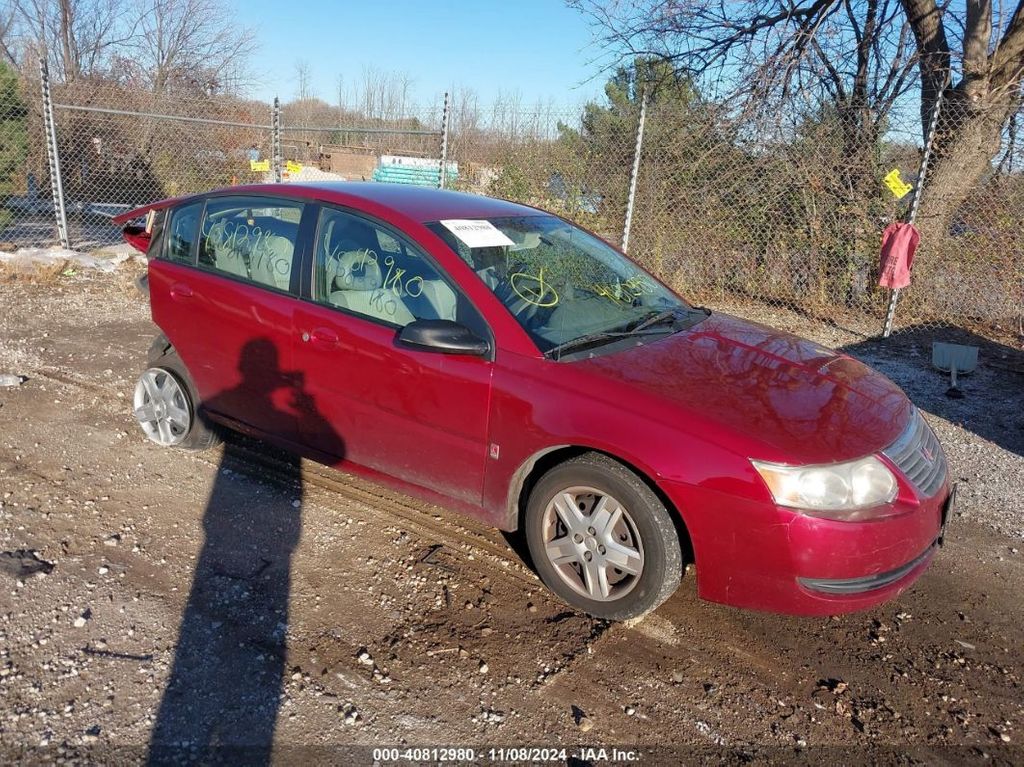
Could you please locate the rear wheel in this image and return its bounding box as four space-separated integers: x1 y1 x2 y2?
524 453 682 620
133 343 221 451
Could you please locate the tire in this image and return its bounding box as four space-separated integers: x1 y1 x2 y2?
524 452 682 621
134 338 221 452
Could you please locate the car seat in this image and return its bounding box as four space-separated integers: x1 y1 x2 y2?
206 220 249 279
250 233 294 291
328 250 415 325
416 279 458 321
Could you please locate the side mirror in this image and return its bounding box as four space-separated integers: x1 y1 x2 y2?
396 319 490 357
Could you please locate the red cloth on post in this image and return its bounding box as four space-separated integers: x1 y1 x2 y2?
878 222 920 289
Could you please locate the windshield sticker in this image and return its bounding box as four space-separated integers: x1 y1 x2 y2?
511 267 559 307
440 219 515 249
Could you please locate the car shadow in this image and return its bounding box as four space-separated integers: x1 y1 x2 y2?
839 323 1024 457
147 338 343 765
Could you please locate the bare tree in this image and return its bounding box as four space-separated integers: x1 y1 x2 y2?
127 0 255 95
572 1 918 127
7 0 137 80
901 0 1024 239
572 0 1024 239
295 58 312 101
0 4 18 65
2 0 253 96
355 65 416 121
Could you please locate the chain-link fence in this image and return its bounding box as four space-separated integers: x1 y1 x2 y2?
1 64 51 247
443 93 1023 340
0 62 447 249
48 79 275 247
894 98 1024 337
1 60 1021 341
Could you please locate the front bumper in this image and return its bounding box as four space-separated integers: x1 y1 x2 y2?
662 479 952 616
798 540 938 595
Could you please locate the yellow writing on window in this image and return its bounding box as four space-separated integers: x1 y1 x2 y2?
511 267 559 307
592 275 654 304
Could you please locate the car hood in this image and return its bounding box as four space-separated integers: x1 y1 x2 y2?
577 312 912 464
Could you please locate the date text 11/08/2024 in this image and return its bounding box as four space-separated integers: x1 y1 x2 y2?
371 746 642 763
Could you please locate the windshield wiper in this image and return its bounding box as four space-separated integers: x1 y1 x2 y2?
629 308 680 333
545 328 669 360
629 306 710 333
545 306 711 360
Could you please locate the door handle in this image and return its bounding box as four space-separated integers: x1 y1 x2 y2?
310 328 340 345
169 282 193 299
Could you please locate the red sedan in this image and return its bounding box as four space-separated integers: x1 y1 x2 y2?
115 183 952 620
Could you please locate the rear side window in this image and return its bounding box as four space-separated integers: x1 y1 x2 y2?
198 196 304 292
165 202 202 264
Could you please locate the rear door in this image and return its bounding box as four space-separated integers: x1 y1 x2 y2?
292 203 493 505
149 194 315 445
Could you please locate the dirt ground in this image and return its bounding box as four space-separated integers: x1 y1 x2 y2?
0 267 1022 764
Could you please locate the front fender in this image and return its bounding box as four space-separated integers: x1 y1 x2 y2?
482 355 765 532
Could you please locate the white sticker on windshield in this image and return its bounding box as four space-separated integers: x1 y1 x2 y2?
439 219 515 248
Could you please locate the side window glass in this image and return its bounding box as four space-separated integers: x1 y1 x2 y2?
197 196 304 292
315 207 467 329
147 209 166 258
166 202 202 264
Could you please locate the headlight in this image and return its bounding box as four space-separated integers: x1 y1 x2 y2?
751 456 898 519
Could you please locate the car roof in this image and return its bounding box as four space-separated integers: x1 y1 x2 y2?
113 182 545 225
296 182 543 222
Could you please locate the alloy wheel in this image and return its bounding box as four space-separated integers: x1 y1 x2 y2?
541 486 645 601
133 368 191 446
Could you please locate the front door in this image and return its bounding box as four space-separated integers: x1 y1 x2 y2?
292 204 493 505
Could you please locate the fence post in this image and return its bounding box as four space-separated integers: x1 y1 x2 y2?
272 97 282 183
39 57 70 249
438 92 450 189
881 83 946 338
621 88 648 254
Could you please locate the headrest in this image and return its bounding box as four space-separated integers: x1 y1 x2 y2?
329 218 378 255
261 233 292 257
333 250 382 291
509 232 541 251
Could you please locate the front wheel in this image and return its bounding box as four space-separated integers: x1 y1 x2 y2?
524 453 682 621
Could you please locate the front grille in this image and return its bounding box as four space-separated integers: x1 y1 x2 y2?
883 409 947 498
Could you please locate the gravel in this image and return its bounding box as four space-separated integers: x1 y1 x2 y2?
0 267 1020 758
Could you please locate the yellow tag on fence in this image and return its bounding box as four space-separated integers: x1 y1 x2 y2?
286 161 303 174
249 159 270 172
883 169 913 199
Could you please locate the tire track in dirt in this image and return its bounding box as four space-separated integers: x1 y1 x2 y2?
8 312 1023 755
29 365 560 592
24 364 619 693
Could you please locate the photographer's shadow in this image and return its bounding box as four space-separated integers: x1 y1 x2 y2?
148 338 343 764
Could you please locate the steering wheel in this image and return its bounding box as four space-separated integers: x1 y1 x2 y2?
493 262 560 327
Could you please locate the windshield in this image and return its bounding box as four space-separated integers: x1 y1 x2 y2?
426 215 696 355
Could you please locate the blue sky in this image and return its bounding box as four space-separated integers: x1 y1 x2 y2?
244 0 609 107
